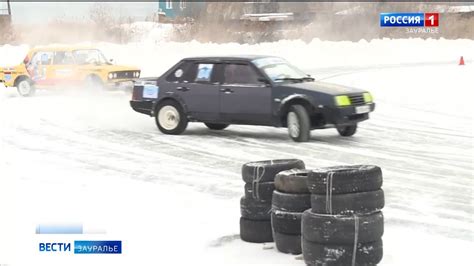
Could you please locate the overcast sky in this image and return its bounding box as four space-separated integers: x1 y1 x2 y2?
3 2 158 24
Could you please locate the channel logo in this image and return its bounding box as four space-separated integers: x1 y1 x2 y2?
380 13 439 27
39 241 121 254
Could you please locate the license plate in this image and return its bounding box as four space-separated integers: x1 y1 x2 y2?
355 105 370 114
142 84 159 99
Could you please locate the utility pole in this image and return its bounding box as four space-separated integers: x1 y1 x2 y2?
7 0 11 15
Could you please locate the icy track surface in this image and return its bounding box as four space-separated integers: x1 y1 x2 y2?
0 40 473 266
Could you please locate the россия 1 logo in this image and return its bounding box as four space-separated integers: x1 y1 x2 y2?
380 13 439 27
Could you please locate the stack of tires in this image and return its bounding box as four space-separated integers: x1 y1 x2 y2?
271 169 311 254
302 165 385 266
240 159 305 243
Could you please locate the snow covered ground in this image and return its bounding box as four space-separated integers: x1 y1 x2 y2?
0 38 473 265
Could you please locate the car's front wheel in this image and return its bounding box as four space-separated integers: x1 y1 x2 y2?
205 123 229 130
84 75 104 91
155 100 188 135
287 105 311 142
16 77 35 97
336 124 357 137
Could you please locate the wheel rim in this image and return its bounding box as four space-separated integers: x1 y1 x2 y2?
18 80 31 95
158 106 180 130
287 112 300 138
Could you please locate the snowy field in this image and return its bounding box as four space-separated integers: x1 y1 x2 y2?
0 38 473 265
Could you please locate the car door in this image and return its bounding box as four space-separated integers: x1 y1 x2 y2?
219 62 272 125
166 61 221 121
27 51 54 87
49 51 79 86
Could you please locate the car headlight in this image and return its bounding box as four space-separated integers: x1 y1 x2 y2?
113 73 117 78
363 92 373 103
335 95 351 106
134 72 139 77
108 73 113 79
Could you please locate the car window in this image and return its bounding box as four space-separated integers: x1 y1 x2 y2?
166 61 190 82
30 51 53 66
53 51 75 65
183 62 219 84
223 63 262 85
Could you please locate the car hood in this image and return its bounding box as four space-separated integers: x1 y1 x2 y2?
80 64 140 72
280 81 366 96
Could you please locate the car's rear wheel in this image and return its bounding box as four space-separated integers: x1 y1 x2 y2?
16 77 35 97
287 105 310 142
155 100 188 135
204 123 229 130
337 124 357 136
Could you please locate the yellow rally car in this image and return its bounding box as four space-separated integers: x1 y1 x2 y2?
0 46 140 96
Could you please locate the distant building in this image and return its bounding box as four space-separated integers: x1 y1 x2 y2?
157 0 205 19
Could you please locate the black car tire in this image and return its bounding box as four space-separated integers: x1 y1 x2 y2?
271 210 302 235
287 105 311 142
311 189 385 215
84 74 104 91
337 124 358 137
205 123 229 130
244 182 275 202
15 77 36 97
272 190 311 212
302 238 383 266
242 159 305 183
275 169 310 194
155 99 188 135
307 165 383 195
302 210 384 244
240 218 273 243
240 196 272 220
273 231 302 255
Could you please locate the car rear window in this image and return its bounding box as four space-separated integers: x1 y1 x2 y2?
167 61 221 84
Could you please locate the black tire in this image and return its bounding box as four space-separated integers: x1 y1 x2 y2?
205 123 229 130
302 210 384 244
273 231 302 255
15 77 35 97
240 218 273 243
302 238 383 266
244 182 275 202
155 99 188 135
287 104 311 142
337 124 357 137
84 75 104 90
311 189 385 215
307 165 383 195
271 210 302 235
272 190 311 212
275 169 310 194
240 196 272 220
242 159 305 183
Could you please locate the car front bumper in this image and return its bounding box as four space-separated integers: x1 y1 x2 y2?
322 103 376 126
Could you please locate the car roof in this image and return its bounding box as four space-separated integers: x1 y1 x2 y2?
182 55 277 61
29 46 98 53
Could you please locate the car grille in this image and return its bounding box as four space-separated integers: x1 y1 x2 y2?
115 71 137 79
349 94 365 106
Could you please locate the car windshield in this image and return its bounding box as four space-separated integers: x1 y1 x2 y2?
252 57 309 82
73 49 109 65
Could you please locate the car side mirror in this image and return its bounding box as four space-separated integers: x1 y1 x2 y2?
258 77 271 86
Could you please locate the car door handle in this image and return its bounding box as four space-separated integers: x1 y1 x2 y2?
220 88 234 94
176 86 189 91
